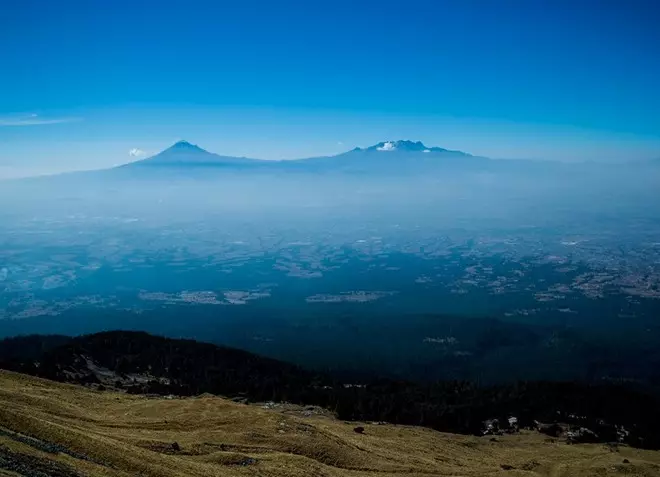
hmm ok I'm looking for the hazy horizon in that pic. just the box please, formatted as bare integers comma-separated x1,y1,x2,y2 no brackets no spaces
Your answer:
2,0,660,389
3,133,660,180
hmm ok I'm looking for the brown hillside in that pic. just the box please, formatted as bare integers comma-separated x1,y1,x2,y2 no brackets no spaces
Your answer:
0,370,659,476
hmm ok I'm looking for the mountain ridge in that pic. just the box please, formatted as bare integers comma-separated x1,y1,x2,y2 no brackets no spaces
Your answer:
361,139,469,155
120,139,477,171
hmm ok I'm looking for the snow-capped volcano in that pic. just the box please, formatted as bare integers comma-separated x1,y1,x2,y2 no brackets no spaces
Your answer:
360,140,461,154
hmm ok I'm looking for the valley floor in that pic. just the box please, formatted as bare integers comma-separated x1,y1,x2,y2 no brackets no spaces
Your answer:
0,370,659,477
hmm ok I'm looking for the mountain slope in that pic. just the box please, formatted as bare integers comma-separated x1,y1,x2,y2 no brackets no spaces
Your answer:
3,331,660,449
2,369,660,477
0,331,324,398
121,140,267,168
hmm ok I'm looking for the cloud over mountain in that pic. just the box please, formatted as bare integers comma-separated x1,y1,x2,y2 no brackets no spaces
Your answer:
377,141,396,151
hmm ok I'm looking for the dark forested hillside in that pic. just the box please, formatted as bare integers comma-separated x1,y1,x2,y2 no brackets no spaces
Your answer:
0,334,71,362
2,330,660,449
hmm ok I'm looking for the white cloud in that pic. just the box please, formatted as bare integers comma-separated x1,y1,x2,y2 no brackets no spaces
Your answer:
377,141,396,151
337,141,344,145
129,148,146,157
423,149,431,153
0,113,81,126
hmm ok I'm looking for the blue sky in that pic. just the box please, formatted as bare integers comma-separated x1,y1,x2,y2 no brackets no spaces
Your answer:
1,0,660,177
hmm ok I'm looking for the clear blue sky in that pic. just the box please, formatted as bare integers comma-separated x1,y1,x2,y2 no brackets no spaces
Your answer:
1,0,660,177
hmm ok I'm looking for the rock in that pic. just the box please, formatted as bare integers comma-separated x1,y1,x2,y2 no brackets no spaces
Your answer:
171,442,180,452
566,427,599,444
616,425,630,443
240,457,257,466
354,426,365,434
500,464,515,470
482,419,501,435
507,416,519,431
623,459,630,464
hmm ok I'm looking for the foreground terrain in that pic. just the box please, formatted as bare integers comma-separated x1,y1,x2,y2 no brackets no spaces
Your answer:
1,370,658,477
3,331,660,448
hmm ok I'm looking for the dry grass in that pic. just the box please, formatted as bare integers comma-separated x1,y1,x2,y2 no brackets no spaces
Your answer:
1,370,660,476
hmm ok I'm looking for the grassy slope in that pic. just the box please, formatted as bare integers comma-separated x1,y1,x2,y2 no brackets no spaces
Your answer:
1,370,660,477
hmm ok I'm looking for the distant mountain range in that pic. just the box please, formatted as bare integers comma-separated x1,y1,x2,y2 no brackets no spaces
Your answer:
7,139,658,184
118,139,483,174
121,140,660,172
